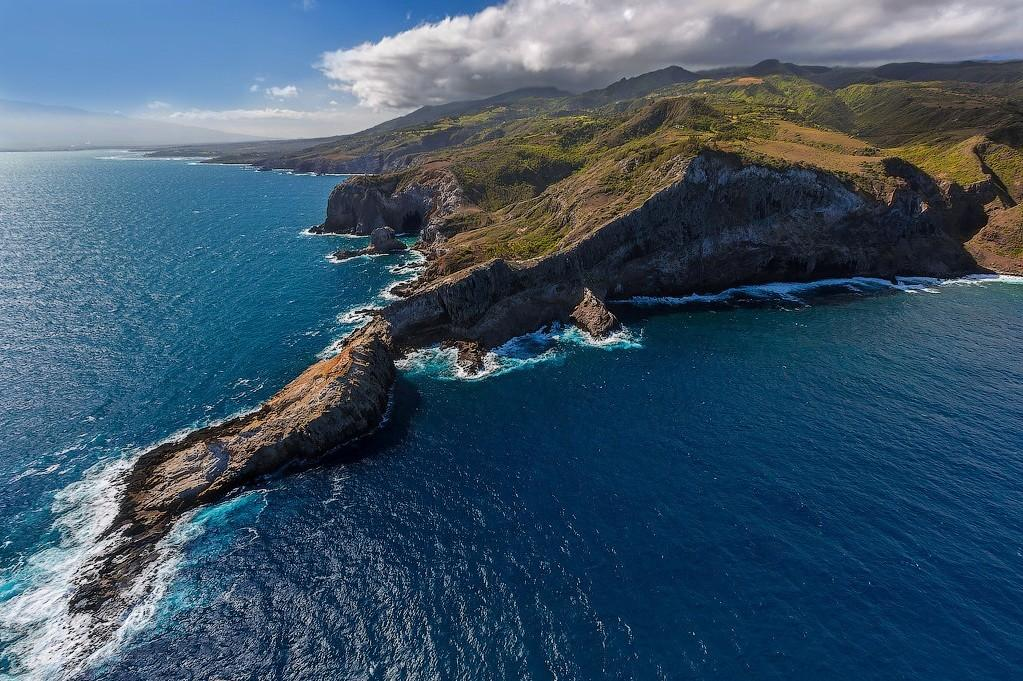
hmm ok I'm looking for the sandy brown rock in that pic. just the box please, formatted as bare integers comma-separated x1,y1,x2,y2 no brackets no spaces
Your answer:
72,319,397,614
966,204,1023,275
570,289,621,338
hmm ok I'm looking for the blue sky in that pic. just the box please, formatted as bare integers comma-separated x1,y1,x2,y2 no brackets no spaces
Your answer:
2,0,1020,140
0,0,489,136
0,0,489,110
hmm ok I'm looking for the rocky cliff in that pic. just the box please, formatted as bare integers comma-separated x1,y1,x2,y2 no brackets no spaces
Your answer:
310,166,467,236
74,149,997,624
382,151,984,351
72,319,396,617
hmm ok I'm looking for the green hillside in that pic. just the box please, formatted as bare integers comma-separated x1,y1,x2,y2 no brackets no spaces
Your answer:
149,59,1023,274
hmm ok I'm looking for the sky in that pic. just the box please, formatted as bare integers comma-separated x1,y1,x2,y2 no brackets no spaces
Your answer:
1,0,1022,141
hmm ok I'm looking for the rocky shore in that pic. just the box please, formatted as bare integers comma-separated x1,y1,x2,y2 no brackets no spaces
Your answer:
72,149,1007,621
72,320,396,616
331,226,407,261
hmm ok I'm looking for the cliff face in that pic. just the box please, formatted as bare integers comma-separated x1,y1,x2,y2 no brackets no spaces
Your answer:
72,319,397,616
74,150,994,622
312,177,431,235
383,151,983,350
311,166,467,236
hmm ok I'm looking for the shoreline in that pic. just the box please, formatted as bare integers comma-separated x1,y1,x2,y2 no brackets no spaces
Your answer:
65,147,1019,658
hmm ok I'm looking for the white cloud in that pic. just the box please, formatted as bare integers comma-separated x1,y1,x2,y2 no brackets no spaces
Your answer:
318,0,1023,108
146,100,171,110
249,84,261,93
153,106,400,138
170,107,323,121
265,84,300,99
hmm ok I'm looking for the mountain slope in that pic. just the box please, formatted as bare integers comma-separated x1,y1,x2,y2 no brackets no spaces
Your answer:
146,60,1023,173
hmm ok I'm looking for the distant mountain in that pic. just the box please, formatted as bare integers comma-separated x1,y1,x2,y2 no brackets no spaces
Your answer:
573,66,699,106
147,58,1023,173
720,58,1023,89
0,100,263,151
365,86,573,136
871,60,1023,84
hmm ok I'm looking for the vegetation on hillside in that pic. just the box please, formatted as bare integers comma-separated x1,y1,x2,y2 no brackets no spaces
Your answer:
152,60,1023,274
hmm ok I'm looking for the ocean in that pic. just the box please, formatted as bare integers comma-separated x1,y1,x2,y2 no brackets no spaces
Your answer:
1,151,1022,680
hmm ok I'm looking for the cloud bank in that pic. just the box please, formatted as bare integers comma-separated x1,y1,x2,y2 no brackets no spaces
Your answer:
154,106,394,139
319,0,1023,108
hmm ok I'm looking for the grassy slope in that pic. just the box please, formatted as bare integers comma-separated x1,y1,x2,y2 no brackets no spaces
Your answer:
394,74,1022,276
183,66,1022,276
838,81,1023,146
470,84,1023,277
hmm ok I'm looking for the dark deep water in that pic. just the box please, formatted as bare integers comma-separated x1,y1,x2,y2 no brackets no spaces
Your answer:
1,152,1022,680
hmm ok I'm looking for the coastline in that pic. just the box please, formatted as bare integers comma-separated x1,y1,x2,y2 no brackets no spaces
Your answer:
66,146,1021,656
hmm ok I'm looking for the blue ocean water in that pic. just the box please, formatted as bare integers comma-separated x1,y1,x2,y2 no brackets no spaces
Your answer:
2,152,1023,680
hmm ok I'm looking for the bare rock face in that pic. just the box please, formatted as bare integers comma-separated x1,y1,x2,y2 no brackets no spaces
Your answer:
570,289,621,338
444,340,488,375
313,167,466,236
72,319,397,616
313,177,431,235
371,226,408,253
332,227,408,261
385,150,985,352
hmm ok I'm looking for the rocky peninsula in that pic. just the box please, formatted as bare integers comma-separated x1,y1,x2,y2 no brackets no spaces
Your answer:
72,148,1009,615
84,61,1023,623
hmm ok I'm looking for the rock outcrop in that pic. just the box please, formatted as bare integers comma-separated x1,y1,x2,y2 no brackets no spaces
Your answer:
332,227,408,261
444,340,488,375
311,167,467,237
72,319,397,615
312,176,432,235
571,289,621,338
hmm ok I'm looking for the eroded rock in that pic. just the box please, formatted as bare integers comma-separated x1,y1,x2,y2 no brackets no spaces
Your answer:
72,319,397,616
570,289,621,338
445,340,488,375
312,167,466,237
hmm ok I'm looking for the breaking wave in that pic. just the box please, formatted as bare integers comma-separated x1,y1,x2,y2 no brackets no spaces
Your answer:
317,248,426,359
0,422,267,680
399,273,1022,381
0,454,193,680
397,323,643,381
622,274,1023,308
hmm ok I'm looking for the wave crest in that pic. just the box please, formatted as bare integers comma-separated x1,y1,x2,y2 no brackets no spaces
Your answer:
397,323,642,381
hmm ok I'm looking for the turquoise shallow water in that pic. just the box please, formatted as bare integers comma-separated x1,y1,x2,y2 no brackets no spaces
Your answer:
2,152,1023,680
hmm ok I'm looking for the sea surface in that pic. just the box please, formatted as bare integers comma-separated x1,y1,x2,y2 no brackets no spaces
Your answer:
1,151,1022,680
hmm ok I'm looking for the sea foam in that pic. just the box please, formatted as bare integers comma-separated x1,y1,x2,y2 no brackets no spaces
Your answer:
0,415,267,680
397,323,643,381
622,274,1021,308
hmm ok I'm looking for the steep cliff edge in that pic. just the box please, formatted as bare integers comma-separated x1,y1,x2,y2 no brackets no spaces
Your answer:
310,166,467,236
72,150,1000,626
381,151,987,352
